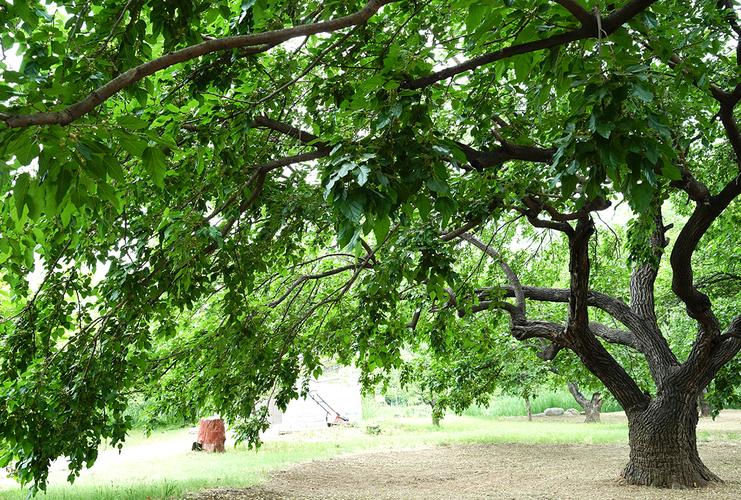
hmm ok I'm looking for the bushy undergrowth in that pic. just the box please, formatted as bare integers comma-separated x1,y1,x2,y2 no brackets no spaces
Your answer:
362,390,623,420
462,391,623,417
124,398,191,431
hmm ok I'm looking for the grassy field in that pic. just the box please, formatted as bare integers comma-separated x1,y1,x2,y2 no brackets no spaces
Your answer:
1,405,738,499
376,389,623,418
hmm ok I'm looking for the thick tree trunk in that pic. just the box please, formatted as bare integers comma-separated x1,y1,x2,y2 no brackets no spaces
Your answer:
622,395,721,488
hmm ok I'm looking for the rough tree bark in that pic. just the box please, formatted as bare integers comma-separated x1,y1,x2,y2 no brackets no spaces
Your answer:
621,393,720,487
567,382,602,423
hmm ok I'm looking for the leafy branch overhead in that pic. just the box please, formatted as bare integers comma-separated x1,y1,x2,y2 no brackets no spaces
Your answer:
0,0,739,493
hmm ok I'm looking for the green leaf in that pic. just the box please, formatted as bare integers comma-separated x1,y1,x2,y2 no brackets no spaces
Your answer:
116,132,148,156
466,3,487,32
647,114,671,140
588,113,614,139
142,147,167,188
373,215,390,242
629,181,653,212
513,54,532,81
13,173,30,216
631,84,654,103
337,195,363,223
435,197,456,226
416,196,432,220
117,116,150,130
661,163,682,181
426,178,449,194
355,165,370,186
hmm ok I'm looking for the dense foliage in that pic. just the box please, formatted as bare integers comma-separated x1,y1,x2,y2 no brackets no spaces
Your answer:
0,0,739,491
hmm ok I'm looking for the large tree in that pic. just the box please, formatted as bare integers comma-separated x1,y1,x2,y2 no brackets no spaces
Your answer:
0,0,739,491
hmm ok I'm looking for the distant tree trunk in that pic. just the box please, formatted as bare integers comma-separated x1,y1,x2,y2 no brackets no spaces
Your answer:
197,417,226,453
428,397,441,426
431,412,441,427
567,381,602,423
697,390,711,418
524,396,532,421
621,393,719,487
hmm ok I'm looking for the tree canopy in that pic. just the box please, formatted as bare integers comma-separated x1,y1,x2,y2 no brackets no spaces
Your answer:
0,0,739,491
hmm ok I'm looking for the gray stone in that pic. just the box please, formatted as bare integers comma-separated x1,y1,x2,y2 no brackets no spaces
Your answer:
544,407,565,416
564,408,580,416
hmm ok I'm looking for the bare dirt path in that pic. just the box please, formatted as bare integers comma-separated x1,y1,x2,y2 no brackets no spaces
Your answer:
194,441,741,499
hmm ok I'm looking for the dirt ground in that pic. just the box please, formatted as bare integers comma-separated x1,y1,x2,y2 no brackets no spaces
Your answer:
193,442,741,499
192,410,741,500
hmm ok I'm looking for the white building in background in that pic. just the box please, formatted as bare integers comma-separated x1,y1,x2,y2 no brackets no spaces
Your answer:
266,365,362,433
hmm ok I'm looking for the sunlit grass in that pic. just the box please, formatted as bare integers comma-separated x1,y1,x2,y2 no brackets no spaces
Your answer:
0,414,632,500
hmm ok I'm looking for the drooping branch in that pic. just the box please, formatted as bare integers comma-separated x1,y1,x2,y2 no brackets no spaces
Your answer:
567,380,601,408
0,0,394,128
644,35,741,169
567,381,603,422
482,209,646,410
453,233,566,348
251,117,549,186
459,232,526,320
440,219,484,241
485,287,638,350
515,195,614,235
402,0,658,89
458,229,641,364
696,272,741,290
671,163,711,203
407,308,421,330
267,261,373,308
494,285,631,326
495,282,678,381
511,320,564,343
516,201,574,234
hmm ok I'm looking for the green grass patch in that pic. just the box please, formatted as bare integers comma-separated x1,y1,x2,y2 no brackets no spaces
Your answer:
0,414,631,500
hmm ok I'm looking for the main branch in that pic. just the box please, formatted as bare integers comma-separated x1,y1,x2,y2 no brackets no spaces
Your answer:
0,0,393,128
403,0,658,89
